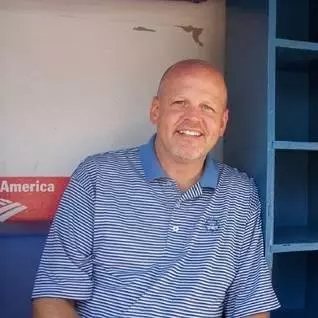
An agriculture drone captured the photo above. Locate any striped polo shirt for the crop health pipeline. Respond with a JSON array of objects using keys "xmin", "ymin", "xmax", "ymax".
[{"xmin": 32, "ymin": 136, "xmax": 280, "ymax": 317}]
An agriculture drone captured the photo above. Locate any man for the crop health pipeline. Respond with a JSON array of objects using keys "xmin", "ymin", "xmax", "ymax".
[{"xmin": 32, "ymin": 59, "xmax": 280, "ymax": 317}]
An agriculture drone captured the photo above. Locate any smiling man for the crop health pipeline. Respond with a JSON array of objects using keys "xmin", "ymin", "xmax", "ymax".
[
  {"xmin": 32, "ymin": 60, "xmax": 280, "ymax": 318},
  {"xmin": 151, "ymin": 61, "xmax": 228, "ymax": 191}
]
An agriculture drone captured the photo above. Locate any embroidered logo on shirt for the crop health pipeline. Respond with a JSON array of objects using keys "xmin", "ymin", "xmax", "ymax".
[{"xmin": 205, "ymin": 217, "xmax": 220, "ymax": 232}]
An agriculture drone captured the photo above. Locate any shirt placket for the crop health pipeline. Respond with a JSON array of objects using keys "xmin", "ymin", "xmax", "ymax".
[{"xmin": 165, "ymin": 183, "xmax": 203, "ymax": 254}]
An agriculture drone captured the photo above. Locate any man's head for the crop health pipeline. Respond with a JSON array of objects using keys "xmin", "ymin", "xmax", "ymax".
[{"xmin": 150, "ymin": 59, "xmax": 228, "ymax": 164}]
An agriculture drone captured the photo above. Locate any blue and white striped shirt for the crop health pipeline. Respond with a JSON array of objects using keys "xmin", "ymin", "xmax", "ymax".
[{"xmin": 32, "ymin": 137, "xmax": 280, "ymax": 317}]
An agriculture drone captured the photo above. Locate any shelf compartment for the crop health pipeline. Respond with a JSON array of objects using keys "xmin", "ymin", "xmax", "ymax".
[
  {"xmin": 276, "ymin": 43, "xmax": 318, "ymax": 71},
  {"xmin": 276, "ymin": 0, "xmax": 318, "ymax": 43},
  {"xmin": 274, "ymin": 150, "xmax": 318, "ymax": 248},
  {"xmin": 275, "ymin": 49, "xmax": 318, "ymax": 142},
  {"xmin": 271, "ymin": 251, "xmax": 318, "ymax": 318}
]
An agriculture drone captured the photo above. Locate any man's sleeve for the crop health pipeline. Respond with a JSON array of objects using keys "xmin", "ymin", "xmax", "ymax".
[
  {"xmin": 32, "ymin": 157, "xmax": 96, "ymax": 300},
  {"xmin": 224, "ymin": 181, "xmax": 280, "ymax": 317}
]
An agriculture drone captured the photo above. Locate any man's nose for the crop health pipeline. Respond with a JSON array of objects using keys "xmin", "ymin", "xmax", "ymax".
[{"xmin": 183, "ymin": 104, "xmax": 201, "ymax": 120}]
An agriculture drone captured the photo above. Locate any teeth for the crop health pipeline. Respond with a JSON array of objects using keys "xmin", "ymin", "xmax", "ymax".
[{"xmin": 179, "ymin": 130, "xmax": 201, "ymax": 136}]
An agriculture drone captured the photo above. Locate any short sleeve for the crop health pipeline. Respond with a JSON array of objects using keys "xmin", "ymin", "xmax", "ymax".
[
  {"xmin": 32, "ymin": 157, "xmax": 96, "ymax": 301},
  {"xmin": 224, "ymin": 181, "xmax": 280, "ymax": 317}
]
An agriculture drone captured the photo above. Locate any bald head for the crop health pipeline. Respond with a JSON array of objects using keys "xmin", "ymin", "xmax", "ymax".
[
  {"xmin": 150, "ymin": 58, "xmax": 229, "ymax": 164},
  {"xmin": 157, "ymin": 59, "xmax": 227, "ymax": 107}
]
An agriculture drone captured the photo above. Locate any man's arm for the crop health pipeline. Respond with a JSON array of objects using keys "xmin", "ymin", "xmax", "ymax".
[
  {"xmin": 223, "ymin": 180, "xmax": 280, "ymax": 317},
  {"xmin": 33, "ymin": 298, "xmax": 79, "ymax": 318},
  {"xmin": 32, "ymin": 158, "xmax": 96, "ymax": 312}
]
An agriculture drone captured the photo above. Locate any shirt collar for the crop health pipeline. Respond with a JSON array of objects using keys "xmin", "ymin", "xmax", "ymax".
[{"xmin": 139, "ymin": 135, "xmax": 219, "ymax": 189}]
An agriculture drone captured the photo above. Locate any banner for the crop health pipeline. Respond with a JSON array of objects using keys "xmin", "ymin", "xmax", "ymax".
[{"xmin": 0, "ymin": 177, "xmax": 69, "ymax": 222}]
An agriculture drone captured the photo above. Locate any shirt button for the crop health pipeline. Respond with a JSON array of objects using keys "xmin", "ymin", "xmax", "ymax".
[{"xmin": 172, "ymin": 225, "xmax": 179, "ymax": 233}]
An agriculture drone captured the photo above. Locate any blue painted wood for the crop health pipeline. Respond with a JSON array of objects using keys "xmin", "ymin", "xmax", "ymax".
[
  {"xmin": 0, "ymin": 236, "xmax": 46, "ymax": 318},
  {"xmin": 309, "ymin": 75, "xmax": 318, "ymax": 232},
  {"xmin": 276, "ymin": 45, "xmax": 318, "ymax": 71},
  {"xmin": 274, "ymin": 226, "xmax": 318, "ymax": 245},
  {"xmin": 310, "ymin": 0, "xmax": 318, "ymax": 44},
  {"xmin": 0, "ymin": 222, "xmax": 51, "ymax": 237},
  {"xmin": 272, "ymin": 225, "xmax": 318, "ymax": 252},
  {"xmin": 274, "ymin": 151, "xmax": 308, "ymax": 227},
  {"xmin": 224, "ymin": 0, "xmax": 272, "ymax": 261},
  {"xmin": 272, "ymin": 242, "xmax": 318, "ymax": 253},
  {"xmin": 272, "ymin": 251, "xmax": 318, "ymax": 316},
  {"xmin": 272, "ymin": 252, "xmax": 308, "ymax": 311},
  {"xmin": 275, "ymin": 70, "xmax": 309, "ymax": 142},
  {"xmin": 272, "ymin": 309, "xmax": 310, "ymax": 318},
  {"xmin": 276, "ymin": 39, "xmax": 318, "ymax": 51},
  {"xmin": 307, "ymin": 252, "xmax": 318, "ymax": 314},
  {"xmin": 266, "ymin": 0, "xmax": 277, "ymax": 266},
  {"xmin": 274, "ymin": 141, "xmax": 318, "ymax": 151},
  {"xmin": 225, "ymin": 1, "xmax": 318, "ymax": 316},
  {"xmin": 276, "ymin": 0, "xmax": 309, "ymax": 42},
  {"xmin": 309, "ymin": 62, "xmax": 318, "ymax": 143},
  {"xmin": 276, "ymin": 0, "xmax": 318, "ymax": 43},
  {"xmin": 309, "ymin": 152, "xmax": 318, "ymax": 228}
]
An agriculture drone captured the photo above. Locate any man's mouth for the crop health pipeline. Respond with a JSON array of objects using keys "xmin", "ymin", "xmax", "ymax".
[{"xmin": 177, "ymin": 129, "xmax": 203, "ymax": 137}]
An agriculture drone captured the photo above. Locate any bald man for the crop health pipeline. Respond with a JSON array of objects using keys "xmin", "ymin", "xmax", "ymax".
[{"xmin": 32, "ymin": 60, "xmax": 280, "ymax": 318}]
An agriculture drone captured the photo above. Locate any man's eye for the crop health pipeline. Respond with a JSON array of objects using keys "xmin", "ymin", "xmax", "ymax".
[
  {"xmin": 201, "ymin": 104, "xmax": 214, "ymax": 112},
  {"xmin": 173, "ymin": 100, "xmax": 185, "ymax": 106}
]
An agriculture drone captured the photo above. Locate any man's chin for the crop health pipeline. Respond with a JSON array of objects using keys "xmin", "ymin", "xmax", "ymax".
[{"xmin": 172, "ymin": 149, "xmax": 206, "ymax": 162}]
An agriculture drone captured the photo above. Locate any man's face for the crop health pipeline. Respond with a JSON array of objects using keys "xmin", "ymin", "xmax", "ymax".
[{"xmin": 150, "ymin": 66, "xmax": 228, "ymax": 163}]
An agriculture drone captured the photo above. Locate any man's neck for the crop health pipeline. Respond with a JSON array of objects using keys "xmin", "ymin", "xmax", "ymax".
[{"xmin": 155, "ymin": 145, "xmax": 205, "ymax": 191}]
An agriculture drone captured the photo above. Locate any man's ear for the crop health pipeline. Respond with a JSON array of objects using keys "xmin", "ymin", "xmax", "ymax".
[
  {"xmin": 220, "ymin": 107, "xmax": 229, "ymax": 137},
  {"xmin": 150, "ymin": 96, "xmax": 160, "ymax": 125}
]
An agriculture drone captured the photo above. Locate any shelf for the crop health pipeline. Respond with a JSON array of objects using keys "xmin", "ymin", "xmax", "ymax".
[
  {"xmin": 276, "ymin": 0, "xmax": 318, "ymax": 44},
  {"xmin": 276, "ymin": 39, "xmax": 318, "ymax": 51},
  {"xmin": 274, "ymin": 151, "xmax": 318, "ymax": 244},
  {"xmin": 226, "ymin": 1, "xmax": 318, "ymax": 316},
  {"xmin": 0, "ymin": 222, "xmax": 51, "ymax": 237},
  {"xmin": 274, "ymin": 141, "xmax": 318, "ymax": 151},
  {"xmin": 275, "ymin": 58, "xmax": 318, "ymax": 142},
  {"xmin": 272, "ymin": 226, "xmax": 318, "ymax": 253},
  {"xmin": 272, "ymin": 251, "xmax": 318, "ymax": 318},
  {"xmin": 276, "ymin": 41, "xmax": 318, "ymax": 71}
]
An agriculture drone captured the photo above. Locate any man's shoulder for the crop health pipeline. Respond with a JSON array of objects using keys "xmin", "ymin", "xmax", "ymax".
[
  {"xmin": 84, "ymin": 146, "xmax": 140, "ymax": 167},
  {"xmin": 219, "ymin": 162, "xmax": 255, "ymax": 190},
  {"xmin": 217, "ymin": 163, "xmax": 260, "ymax": 222},
  {"xmin": 73, "ymin": 145, "xmax": 143, "ymax": 183}
]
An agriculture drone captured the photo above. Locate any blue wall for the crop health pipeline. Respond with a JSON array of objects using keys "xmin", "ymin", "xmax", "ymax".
[{"xmin": 0, "ymin": 235, "xmax": 46, "ymax": 318}]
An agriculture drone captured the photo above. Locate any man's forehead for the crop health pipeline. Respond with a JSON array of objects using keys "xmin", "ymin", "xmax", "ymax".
[
  {"xmin": 166, "ymin": 70, "xmax": 222, "ymax": 86},
  {"xmin": 159, "ymin": 62, "xmax": 224, "ymax": 88},
  {"xmin": 162, "ymin": 67, "xmax": 226, "ymax": 93},
  {"xmin": 165, "ymin": 63, "xmax": 219, "ymax": 80}
]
